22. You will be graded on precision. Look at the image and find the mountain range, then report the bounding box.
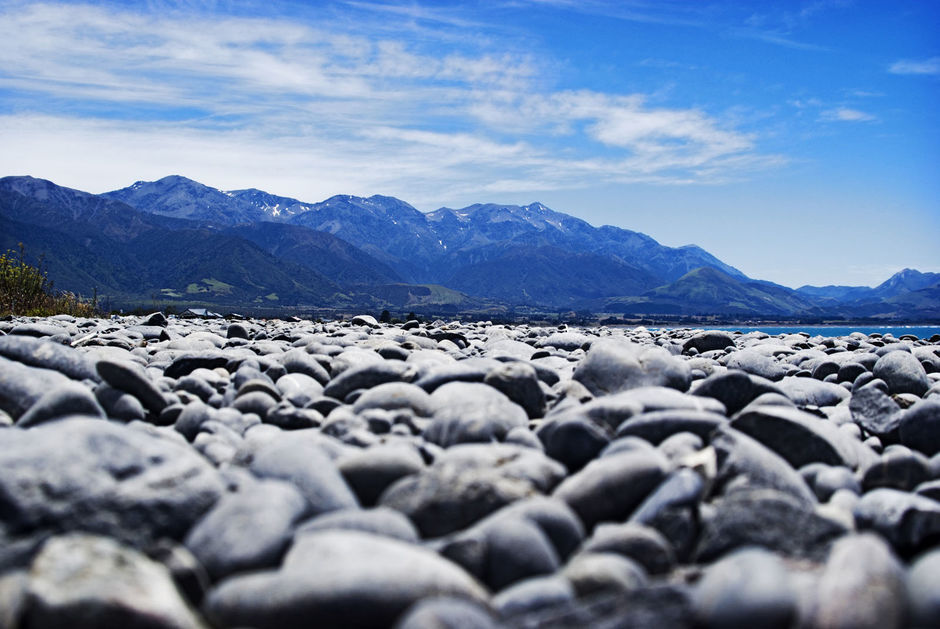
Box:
[1,174,937,319]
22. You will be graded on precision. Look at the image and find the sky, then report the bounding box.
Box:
[0,0,938,288]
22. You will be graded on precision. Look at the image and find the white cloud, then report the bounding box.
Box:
[820,107,875,122]
[0,1,782,202]
[889,56,940,76]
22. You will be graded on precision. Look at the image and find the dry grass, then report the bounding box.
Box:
[0,244,99,317]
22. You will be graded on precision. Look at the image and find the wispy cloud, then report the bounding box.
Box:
[0,1,782,205]
[889,56,940,76]
[729,27,830,52]
[821,107,876,122]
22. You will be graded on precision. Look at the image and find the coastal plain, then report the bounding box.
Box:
[1,314,939,628]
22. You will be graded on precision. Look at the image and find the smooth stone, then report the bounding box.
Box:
[658,431,704,462]
[572,339,690,396]
[776,376,850,407]
[812,360,840,380]
[434,497,583,592]
[17,381,105,427]
[862,447,931,492]
[536,331,592,351]
[350,314,380,328]
[437,443,566,494]
[505,425,543,449]
[693,547,796,629]
[0,334,100,382]
[173,375,217,403]
[147,539,210,606]
[725,350,788,381]
[898,398,940,456]
[915,478,940,501]
[852,371,877,390]
[484,361,547,419]
[814,465,861,501]
[97,359,168,415]
[439,514,560,592]
[337,444,426,506]
[908,548,940,627]
[810,533,906,629]
[615,409,728,445]
[731,406,857,469]
[174,401,216,441]
[226,323,249,339]
[581,522,676,575]
[562,552,647,597]
[468,496,585,562]
[491,575,575,617]
[10,322,72,337]
[552,449,670,531]
[279,350,330,385]
[711,426,817,506]
[536,414,610,472]
[395,596,498,629]
[412,363,490,392]
[231,390,278,417]
[874,350,930,396]
[850,385,903,441]
[837,361,868,383]
[275,373,323,407]
[692,371,781,415]
[0,571,28,628]
[351,381,432,416]
[860,377,890,395]
[617,386,726,414]
[204,531,488,629]
[236,377,282,401]
[854,488,940,554]
[164,352,228,379]
[295,507,420,544]
[0,356,73,420]
[629,467,706,561]
[683,331,735,354]
[379,455,537,538]
[695,489,847,562]
[563,391,643,432]
[322,360,412,401]
[264,400,322,430]
[21,534,204,629]
[0,418,223,550]
[248,438,359,515]
[496,582,694,628]
[424,382,528,447]
[143,312,167,327]
[184,477,308,581]
[126,325,169,341]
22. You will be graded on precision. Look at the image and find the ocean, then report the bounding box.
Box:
[667,325,940,339]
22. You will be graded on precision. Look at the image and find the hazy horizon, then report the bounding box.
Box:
[1,0,937,288]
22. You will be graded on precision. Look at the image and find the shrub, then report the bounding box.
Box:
[0,244,99,317]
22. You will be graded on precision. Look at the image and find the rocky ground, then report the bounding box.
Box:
[1,314,939,628]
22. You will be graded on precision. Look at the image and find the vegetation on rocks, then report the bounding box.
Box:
[0,244,98,317]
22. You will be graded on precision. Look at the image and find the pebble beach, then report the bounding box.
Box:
[1,313,939,628]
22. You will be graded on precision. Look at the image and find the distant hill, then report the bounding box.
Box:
[598,267,823,316]
[1,177,342,308]
[445,244,660,306]
[224,222,402,287]
[1,174,936,319]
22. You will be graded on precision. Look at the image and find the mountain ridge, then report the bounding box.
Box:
[1,174,936,319]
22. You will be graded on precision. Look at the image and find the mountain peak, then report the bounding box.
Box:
[104,176,266,225]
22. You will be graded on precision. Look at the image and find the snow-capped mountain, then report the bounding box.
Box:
[104,175,267,225]
[6,173,935,316]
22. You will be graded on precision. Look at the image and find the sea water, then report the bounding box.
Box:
[683,325,940,339]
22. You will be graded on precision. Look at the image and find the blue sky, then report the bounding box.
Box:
[0,0,937,288]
